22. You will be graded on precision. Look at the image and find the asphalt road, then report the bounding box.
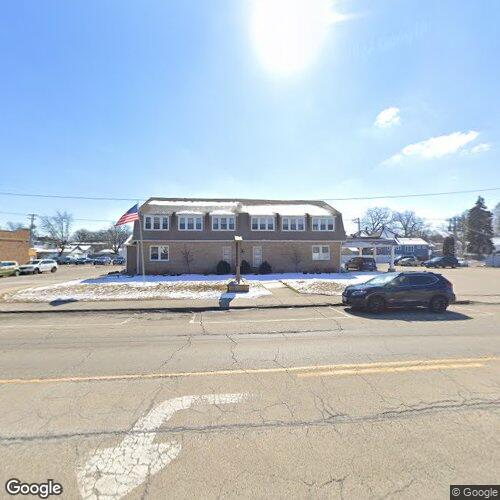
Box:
[0,304,499,499]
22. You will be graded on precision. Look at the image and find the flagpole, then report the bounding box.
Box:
[138,205,146,283]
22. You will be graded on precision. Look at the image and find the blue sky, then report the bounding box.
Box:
[1,0,499,233]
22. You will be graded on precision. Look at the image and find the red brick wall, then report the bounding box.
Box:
[0,229,30,264]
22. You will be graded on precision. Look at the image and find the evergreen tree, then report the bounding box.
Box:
[442,235,455,256]
[465,197,494,257]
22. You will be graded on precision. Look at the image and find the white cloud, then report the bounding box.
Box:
[382,130,479,165]
[468,142,491,154]
[374,107,400,128]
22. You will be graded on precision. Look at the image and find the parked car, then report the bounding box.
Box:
[0,261,20,277]
[19,259,58,274]
[342,271,455,313]
[93,256,112,265]
[398,256,421,267]
[423,256,459,268]
[74,257,93,265]
[394,254,417,265]
[112,256,125,265]
[55,256,74,265]
[345,257,377,271]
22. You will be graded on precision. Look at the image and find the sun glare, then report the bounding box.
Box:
[250,0,335,75]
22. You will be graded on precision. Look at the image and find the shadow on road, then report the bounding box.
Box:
[346,307,471,322]
[49,298,78,307]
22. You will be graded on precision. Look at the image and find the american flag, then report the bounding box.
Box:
[115,204,140,226]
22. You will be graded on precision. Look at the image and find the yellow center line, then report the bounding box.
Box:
[0,356,496,386]
[298,362,485,378]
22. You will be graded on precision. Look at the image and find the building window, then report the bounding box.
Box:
[405,245,414,252]
[312,245,330,261]
[212,216,236,231]
[251,216,275,231]
[150,245,169,261]
[178,215,203,231]
[144,215,169,231]
[282,216,305,231]
[312,217,335,231]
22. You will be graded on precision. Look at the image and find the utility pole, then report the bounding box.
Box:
[352,218,361,235]
[27,213,37,247]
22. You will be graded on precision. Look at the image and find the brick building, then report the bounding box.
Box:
[0,229,30,264]
[126,198,346,275]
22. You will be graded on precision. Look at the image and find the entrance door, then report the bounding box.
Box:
[252,246,262,268]
[222,246,232,264]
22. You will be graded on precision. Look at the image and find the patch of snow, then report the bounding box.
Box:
[283,272,381,296]
[5,278,271,303]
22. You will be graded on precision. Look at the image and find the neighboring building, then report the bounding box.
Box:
[0,229,30,264]
[350,227,433,260]
[126,198,346,275]
[33,241,110,259]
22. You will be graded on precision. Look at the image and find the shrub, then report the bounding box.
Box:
[259,261,272,274]
[240,259,251,274]
[216,260,231,275]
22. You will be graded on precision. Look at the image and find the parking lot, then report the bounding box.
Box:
[0,264,124,297]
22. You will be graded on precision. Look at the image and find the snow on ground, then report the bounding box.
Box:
[5,277,271,303]
[4,271,382,302]
[283,272,381,296]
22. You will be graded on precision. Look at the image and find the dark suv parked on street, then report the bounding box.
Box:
[344,257,377,271]
[342,272,455,313]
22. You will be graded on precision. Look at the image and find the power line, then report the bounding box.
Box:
[0,211,115,223]
[0,186,498,203]
[322,187,500,201]
[0,191,142,202]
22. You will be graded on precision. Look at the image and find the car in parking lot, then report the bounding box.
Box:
[18,259,58,274]
[342,271,455,313]
[93,256,112,265]
[0,261,20,277]
[423,256,459,268]
[398,256,421,267]
[344,257,377,271]
[394,254,418,265]
[74,257,94,265]
[112,256,125,265]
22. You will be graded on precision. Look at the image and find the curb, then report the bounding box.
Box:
[1,299,498,315]
[0,301,344,315]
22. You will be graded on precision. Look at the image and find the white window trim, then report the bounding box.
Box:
[144,215,169,231]
[212,215,236,231]
[250,216,275,231]
[178,214,204,231]
[311,216,335,232]
[281,216,306,232]
[312,245,330,261]
[149,245,169,262]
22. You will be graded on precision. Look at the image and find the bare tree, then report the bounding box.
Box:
[181,244,194,273]
[6,221,26,231]
[103,225,131,254]
[40,211,73,255]
[391,210,427,237]
[289,245,302,272]
[360,207,393,234]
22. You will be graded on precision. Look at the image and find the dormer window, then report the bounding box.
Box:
[144,215,169,231]
[251,216,275,231]
[178,215,203,231]
[282,216,305,231]
[212,215,236,231]
[312,216,335,231]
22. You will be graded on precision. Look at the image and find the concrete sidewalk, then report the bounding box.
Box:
[1,267,499,313]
